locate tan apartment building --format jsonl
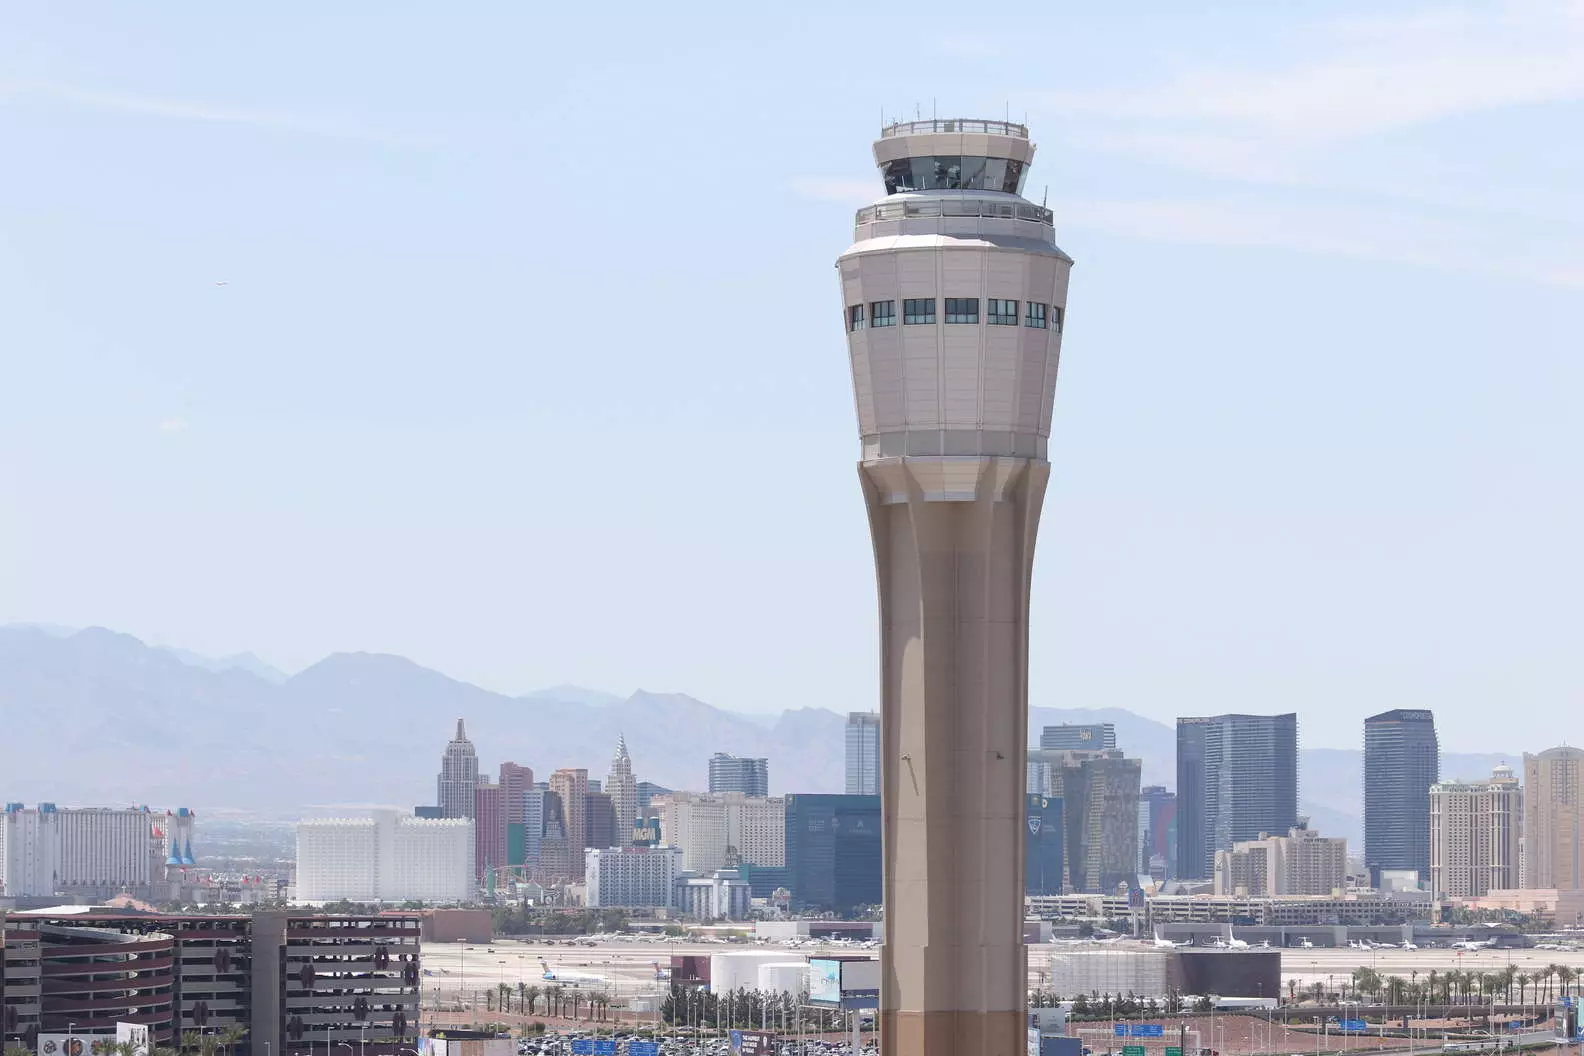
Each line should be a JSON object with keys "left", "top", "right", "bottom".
{"left": 1430, "top": 764, "right": 1521, "bottom": 900}
{"left": 1523, "top": 747, "right": 1584, "bottom": 890}
{"left": 1214, "top": 822, "right": 1346, "bottom": 897}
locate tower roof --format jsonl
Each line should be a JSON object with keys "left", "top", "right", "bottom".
{"left": 615, "top": 732, "right": 630, "bottom": 760}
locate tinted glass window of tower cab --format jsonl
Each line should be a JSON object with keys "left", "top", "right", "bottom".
{"left": 882, "top": 156, "right": 1026, "bottom": 194}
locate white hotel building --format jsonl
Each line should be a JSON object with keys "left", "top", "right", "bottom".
{"left": 296, "top": 809, "right": 473, "bottom": 902}
{"left": 1, "top": 803, "right": 182, "bottom": 897}
{"left": 585, "top": 846, "right": 683, "bottom": 909}
{"left": 655, "top": 791, "right": 784, "bottom": 874}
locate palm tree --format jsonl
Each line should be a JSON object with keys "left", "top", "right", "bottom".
{"left": 517, "top": 981, "right": 529, "bottom": 1015}
{"left": 1503, "top": 964, "right": 1519, "bottom": 1003}
{"left": 1517, "top": 973, "right": 1532, "bottom": 1008}
{"left": 1559, "top": 966, "right": 1577, "bottom": 1000}
{"left": 216, "top": 1027, "right": 246, "bottom": 1056}
{"left": 525, "top": 984, "right": 542, "bottom": 1016}
{"left": 181, "top": 1032, "right": 219, "bottom": 1056}
{"left": 1482, "top": 973, "right": 1504, "bottom": 1003}
{"left": 1385, "top": 976, "right": 1408, "bottom": 1007}
{"left": 1427, "top": 969, "right": 1440, "bottom": 1005}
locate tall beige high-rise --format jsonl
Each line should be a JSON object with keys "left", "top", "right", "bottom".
{"left": 549, "top": 768, "right": 589, "bottom": 853}
{"left": 838, "top": 118, "right": 1073, "bottom": 1056}
{"left": 1430, "top": 764, "right": 1521, "bottom": 899}
{"left": 1523, "top": 747, "right": 1584, "bottom": 889}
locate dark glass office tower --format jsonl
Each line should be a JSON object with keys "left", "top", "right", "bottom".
{"left": 1364, "top": 709, "right": 1439, "bottom": 888}
{"left": 1025, "top": 793, "right": 1065, "bottom": 896}
{"left": 1176, "top": 713, "right": 1299, "bottom": 880}
{"left": 784, "top": 793, "right": 881, "bottom": 913}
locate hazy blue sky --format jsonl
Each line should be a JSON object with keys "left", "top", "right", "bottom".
{"left": 2, "top": 2, "right": 1579, "bottom": 753}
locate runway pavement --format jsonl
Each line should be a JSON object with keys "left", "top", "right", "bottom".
{"left": 417, "top": 936, "right": 1584, "bottom": 1010}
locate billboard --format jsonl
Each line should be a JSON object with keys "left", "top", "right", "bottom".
{"left": 632, "top": 817, "right": 661, "bottom": 847}
{"left": 38, "top": 1037, "right": 115, "bottom": 1056}
{"left": 807, "top": 957, "right": 878, "bottom": 1008}
{"left": 840, "top": 957, "right": 879, "bottom": 1001}
{"left": 808, "top": 959, "right": 843, "bottom": 1004}
{"left": 116, "top": 1024, "right": 151, "bottom": 1056}
{"left": 729, "top": 1031, "right": 774, "bottom": 1056}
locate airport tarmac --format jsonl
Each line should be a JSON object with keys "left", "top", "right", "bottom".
{"left": 1277, "top": 944, "right": 1584, "bottom": 987}
{"left": 418, "top": 936, "right": 1584, "bottom": 1007}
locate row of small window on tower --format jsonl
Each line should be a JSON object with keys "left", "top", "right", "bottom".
{"left": 847, "top": 297, "right": 1062, "bottom": 332}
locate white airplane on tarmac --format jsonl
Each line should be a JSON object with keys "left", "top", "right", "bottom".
{"left": 1299, "top": 938, "right": 1316, "bottom": 949}
{"left": 1153, "top": 928, "right": 1192, "bottom": 949}
{"left": 1211, "top": 926, "right": 1249, "bottom": 949}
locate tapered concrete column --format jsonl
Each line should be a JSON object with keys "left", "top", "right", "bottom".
{"left": 837, "top": 116, "right": 1073, "bottom": 1056}
{"left": 863, "top": 456, "right": 1045, "bottom": 1056}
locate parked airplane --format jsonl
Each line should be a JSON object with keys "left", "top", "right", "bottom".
{"left": 1453, "top": 938, "right": 1496, "bottom": 951}
{"left": 1153, "top": 928, "right": 1192, "bottom": 949}
{"left": 1212, "top": 926, "right": 1249, "bottom": 949}
{"left": 1299, "top": 938, "right": 1316, "bottom": 949}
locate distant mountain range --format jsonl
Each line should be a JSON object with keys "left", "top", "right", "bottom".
{"left": 0, "top": 626, "right": 1521, "bottom": 845}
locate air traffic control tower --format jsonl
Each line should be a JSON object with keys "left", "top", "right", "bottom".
{"left": 837, "top": 119, "right": 1074, "bottom": 1056}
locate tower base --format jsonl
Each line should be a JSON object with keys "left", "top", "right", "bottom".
{"left": 881, "top": 1010, "right": 1029, "bottom": 1056}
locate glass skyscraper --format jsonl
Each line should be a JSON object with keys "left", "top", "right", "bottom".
{"left": 845, "top": 712, "right": 880, "bottom": 795}
{"left": 1176, "top": 713, "right": 1298, "bottom": 880}
{"left": 1364, "top": 709, "right": 1439, "bottom": 888}
{"left": 708, "top": 753, "right": 769, "bottom": 797}
{"left": 784, "top": 794, "right": 881, "bottom": 913}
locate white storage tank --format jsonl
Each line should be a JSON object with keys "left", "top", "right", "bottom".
{"left": 709, "top": 951, "right": 789, "bottom": 993}
{"left": 757, "top": 960, "right": 809, "bottom": 997}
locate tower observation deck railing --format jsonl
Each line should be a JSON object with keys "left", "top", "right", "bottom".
{"left": 855, "top": 198, "right": 1053, "bottom": 226}
{"left": 880, "top": 118, "right": 1029, "bottom": 138}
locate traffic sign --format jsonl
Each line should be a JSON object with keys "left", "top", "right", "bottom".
{"left": 629, "top": 1045, "right": 660, "bottom": 1056}
{"left": 569, "top": 1043, "right": 593, "bottom": 1056}
{"left": 1123, "top": 1045, "right": 1147, "bottom": 1056}
{"left": 1116, "top": 1025, "right": 1164, "bottom": 1038}
{"left": 1339, "top": 1020, "right": 1367, "bottom": 1033}
{"left": 592, "top": 1043, "right": 617, "bottom": 1056}
{"left": 1166, "top": 1047, "right": 1183, "bottom": 1056}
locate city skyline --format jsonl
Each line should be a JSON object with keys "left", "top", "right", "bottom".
{"left": 4, "top": 3, "right": 1578, "bottom": 758}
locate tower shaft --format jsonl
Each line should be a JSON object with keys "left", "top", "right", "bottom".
{"left": 865, "top": 457, "right": 1044, "bottom": 1056}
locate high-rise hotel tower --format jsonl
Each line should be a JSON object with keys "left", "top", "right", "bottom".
{"left": 838, "top": 118, "right": 1074, "bottom": 1056}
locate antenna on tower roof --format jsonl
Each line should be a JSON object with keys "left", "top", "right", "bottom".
{"left": 1042, "top": 185, "right": 1048, "bottom": 208}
